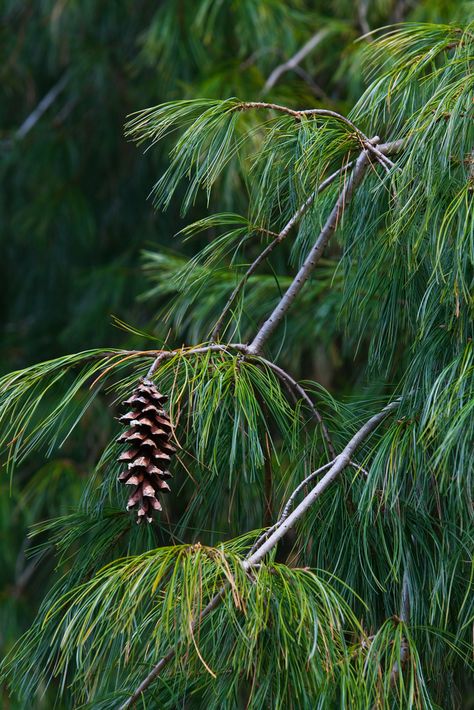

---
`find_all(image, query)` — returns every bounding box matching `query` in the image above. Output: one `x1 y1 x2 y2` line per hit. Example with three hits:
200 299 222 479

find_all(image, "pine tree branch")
248 460 334 555
263 30 329 93
118 399 400 708
235 101 396 170
14 74 69 140
210 136 404 346
145 343 246 379
210 160 355 341
245 138 404 355
144 343 335 456
244 399 400 564
250 354 336 457
247 146 374 355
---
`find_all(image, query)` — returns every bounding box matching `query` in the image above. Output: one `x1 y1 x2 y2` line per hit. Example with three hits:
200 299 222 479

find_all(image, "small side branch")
235 101 396 171
145 343 246 380
144 343 335 457
14 74 69 141
263 30 329 93
210 161 354 341
248 460 334 555
253 355 336 458
244 400 399 565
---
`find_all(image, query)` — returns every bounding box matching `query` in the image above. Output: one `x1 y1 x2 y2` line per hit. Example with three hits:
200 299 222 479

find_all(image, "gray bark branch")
263 30 329 92
210 161 355 341
15 74 69 140
247 147 373 354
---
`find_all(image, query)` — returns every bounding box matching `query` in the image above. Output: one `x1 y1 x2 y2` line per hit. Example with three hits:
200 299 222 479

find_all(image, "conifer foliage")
1 5 473 710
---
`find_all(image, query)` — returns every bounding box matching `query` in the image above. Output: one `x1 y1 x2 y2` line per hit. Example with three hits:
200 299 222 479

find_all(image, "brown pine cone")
116 379 176 523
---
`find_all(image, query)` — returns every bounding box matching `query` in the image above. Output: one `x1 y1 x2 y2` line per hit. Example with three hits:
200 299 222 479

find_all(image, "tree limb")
210 137 403 344
263 30 329 93
244 400 399 565
247 146 374 355
14 74 69 140
118 399 400 708
210 161 355 341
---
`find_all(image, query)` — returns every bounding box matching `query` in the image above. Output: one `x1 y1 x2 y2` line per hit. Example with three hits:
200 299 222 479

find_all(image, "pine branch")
246 137 404 355
118 399 400 708
15 74 69 140
210 136 403 348
244 399 400 564
247 147 374 354
248 460 334 555
250 354 336 457
210 160 355 342
235 101 396 170
143 343 335 456
263 30 329 92
145 344 240 379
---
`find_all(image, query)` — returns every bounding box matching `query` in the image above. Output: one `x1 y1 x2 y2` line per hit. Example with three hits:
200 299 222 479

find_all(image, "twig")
119 399 400 708
263 30 329 93
210 161 355 341
247 146 375 355
248 460 334 555
144 343 335 458
244 400 399 565
14 74 69 140
145 343 245 380
252 355 336 458
235 101 396 171
210 139 403 344
278 462 333 525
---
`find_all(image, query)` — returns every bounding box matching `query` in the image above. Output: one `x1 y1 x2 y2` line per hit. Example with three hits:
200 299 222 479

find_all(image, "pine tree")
1 9 473 710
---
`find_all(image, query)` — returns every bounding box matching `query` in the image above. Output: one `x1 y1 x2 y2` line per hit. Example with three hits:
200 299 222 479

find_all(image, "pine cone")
117 379 176 523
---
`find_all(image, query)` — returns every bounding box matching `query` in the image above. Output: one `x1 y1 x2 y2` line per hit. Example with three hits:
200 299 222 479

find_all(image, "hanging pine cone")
116 378 176 523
